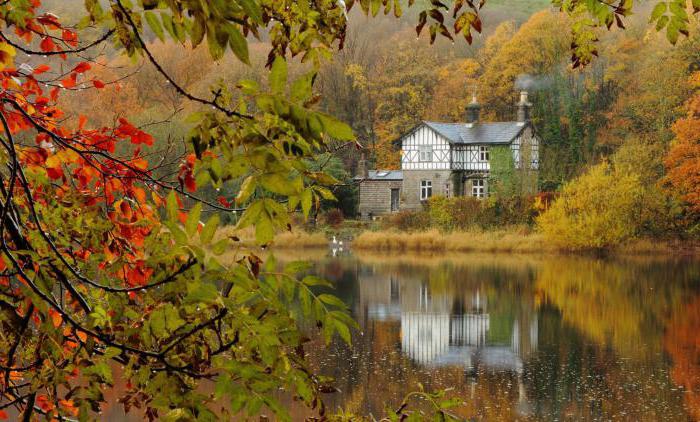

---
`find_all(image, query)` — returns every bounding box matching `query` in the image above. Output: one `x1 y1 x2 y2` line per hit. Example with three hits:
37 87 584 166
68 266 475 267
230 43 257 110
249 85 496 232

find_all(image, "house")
356 91 540 219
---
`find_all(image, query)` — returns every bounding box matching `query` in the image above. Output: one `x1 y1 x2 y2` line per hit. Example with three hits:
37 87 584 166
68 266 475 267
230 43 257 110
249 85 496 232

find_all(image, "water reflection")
294 253 700 420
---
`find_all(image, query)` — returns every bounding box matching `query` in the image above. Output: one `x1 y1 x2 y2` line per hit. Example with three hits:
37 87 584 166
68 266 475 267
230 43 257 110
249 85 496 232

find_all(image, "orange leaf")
34 64 50 74
72 62 90 73
61 73 77 89
78 115 87 130
76 330 87 342
48 308 62 328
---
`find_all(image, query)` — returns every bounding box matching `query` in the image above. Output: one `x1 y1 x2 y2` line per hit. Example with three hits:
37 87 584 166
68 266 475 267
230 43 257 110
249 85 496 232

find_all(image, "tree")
537 162 645 250
665 71 700 226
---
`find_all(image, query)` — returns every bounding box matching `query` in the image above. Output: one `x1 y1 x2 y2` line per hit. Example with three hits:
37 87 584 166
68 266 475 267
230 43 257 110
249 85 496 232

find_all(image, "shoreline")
216 225 700 257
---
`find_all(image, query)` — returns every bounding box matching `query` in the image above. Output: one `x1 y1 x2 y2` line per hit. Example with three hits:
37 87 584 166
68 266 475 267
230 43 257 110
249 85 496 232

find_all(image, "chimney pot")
517 90 532 123
466 93 481 124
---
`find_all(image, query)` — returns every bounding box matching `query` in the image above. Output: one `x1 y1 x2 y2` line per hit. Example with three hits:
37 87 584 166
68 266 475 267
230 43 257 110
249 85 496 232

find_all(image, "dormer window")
479 146 489 162
419 145 433 162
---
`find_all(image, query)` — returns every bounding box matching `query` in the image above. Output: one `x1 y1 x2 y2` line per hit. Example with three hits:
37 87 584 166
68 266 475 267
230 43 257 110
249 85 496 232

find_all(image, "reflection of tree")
535 257 693 360
665 296 700 420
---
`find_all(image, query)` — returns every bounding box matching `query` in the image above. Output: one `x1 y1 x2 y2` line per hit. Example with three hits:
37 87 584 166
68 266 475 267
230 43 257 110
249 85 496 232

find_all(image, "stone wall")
358 179 403 218
401 170 455 211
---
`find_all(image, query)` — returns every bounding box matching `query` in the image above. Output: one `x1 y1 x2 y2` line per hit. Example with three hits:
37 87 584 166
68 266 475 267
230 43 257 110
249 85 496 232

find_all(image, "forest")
48 0 700 250
0 0 699 421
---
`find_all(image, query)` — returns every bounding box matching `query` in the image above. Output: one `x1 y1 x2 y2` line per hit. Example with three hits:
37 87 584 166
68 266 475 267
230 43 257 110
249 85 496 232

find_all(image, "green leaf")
317 293 347 308
269 56 287 95
291 72 315 102
144 11 164 41
200 214 220 244
236 200 264 229
237 0 263 24
227 25 250 65
255 213 275 245
317 112 355 141
260 173 302 196
650 2 667 22
300 189 312 218
237 175 256 204
185 202 202 237
166 190 179 223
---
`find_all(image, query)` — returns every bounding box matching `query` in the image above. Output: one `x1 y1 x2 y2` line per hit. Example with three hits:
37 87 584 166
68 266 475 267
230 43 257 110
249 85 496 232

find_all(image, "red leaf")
46 166 63 180
62 29 78 47
72 62 90 73
92 79 105 89
61 73 77 89
34 64 51 74
39 37 56 52
217 196 230 207
50 87 60 102
0 409 7 420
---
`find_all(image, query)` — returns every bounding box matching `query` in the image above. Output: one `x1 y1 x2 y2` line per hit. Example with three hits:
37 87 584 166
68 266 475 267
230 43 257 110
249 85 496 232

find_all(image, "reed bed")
352 228 553 254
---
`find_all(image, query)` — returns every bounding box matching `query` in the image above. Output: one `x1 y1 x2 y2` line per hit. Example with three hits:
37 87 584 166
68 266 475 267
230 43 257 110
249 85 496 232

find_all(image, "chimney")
465 92 481 124
516 91 532 123
356 153 368 179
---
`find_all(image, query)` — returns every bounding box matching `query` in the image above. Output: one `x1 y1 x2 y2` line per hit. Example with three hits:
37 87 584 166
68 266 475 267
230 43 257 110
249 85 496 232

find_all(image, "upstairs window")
479 146 489 162
472 179 486 198
419 145 433 162
420 180 432 200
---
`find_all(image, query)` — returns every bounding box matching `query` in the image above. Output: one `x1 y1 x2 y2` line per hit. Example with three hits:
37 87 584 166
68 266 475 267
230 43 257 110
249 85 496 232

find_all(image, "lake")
277 250 700 421
100 250 700 421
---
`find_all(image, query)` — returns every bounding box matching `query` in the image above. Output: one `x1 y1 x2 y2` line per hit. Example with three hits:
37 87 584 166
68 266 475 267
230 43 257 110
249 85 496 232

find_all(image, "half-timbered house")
356 91 540 218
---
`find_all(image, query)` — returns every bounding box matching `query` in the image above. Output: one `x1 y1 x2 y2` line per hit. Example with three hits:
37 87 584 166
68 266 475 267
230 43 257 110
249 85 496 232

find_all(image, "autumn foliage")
665 72 700 218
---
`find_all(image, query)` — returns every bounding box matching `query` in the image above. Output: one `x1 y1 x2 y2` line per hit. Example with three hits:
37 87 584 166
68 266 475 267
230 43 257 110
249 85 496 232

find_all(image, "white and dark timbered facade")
356 92 541 218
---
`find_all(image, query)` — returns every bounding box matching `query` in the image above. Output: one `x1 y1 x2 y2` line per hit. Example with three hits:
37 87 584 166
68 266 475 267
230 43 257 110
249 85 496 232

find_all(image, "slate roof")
355 170 403 181
422 121 527 145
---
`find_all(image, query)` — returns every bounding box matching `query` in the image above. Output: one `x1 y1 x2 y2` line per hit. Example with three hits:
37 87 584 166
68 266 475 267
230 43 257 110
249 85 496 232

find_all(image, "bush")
323 208 344 228
537 163 645 250
384 210 430 231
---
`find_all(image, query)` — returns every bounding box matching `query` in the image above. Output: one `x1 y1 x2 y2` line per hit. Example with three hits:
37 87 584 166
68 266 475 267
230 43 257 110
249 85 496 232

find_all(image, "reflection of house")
356 267 538 372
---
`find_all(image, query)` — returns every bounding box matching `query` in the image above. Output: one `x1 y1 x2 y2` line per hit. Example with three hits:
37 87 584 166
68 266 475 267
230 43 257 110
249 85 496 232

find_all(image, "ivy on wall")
489 145 517 199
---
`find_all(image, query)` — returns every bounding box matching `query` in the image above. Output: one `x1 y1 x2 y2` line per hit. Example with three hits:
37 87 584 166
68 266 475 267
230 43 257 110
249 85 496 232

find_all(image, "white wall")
401 125 451 170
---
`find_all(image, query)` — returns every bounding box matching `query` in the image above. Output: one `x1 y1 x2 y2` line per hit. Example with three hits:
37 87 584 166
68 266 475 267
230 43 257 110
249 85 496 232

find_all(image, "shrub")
384 210 430 231
537 163 645 250
323 208 344 228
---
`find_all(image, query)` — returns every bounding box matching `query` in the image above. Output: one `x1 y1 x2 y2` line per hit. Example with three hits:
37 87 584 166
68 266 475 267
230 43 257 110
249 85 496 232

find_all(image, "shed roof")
422 121 528 145
355 170 403 181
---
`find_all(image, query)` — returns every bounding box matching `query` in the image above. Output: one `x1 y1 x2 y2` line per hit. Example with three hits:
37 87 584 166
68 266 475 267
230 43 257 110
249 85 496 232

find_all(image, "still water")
281 251 700 421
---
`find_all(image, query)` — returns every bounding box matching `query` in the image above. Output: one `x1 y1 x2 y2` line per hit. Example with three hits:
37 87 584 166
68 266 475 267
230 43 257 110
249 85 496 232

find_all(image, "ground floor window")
420 180 432 200
444 183 450 197
471 179 486 198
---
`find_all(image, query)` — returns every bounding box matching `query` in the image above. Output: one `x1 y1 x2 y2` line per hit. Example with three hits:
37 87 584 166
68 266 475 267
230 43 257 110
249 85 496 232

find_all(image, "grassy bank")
351 228 696 256
352 228 552 254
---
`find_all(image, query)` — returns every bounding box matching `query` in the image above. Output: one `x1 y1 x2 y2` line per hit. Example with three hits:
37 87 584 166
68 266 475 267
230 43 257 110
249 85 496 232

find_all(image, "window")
479 146 489 162
472 179 486 198
420 180 432 200
419 145 433 162
444 183 450 198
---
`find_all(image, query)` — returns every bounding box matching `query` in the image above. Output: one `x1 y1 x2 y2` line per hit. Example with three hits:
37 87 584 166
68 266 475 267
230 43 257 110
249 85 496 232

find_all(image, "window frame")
420 180 433 200
471 179 486 198
418 145 433 162
479 146 489 162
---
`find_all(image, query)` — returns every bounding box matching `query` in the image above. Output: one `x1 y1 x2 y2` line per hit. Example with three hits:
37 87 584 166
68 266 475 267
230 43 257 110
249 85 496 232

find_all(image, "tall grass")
352 228 552 254
352 228 697 256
